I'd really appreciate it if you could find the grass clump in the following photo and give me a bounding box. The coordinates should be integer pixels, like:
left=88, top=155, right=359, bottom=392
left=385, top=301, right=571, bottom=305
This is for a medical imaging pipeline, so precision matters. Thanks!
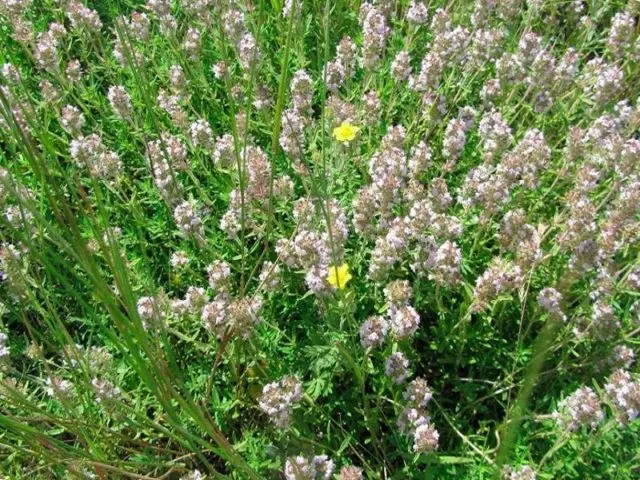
left=0, top=0, right=639, bottom=478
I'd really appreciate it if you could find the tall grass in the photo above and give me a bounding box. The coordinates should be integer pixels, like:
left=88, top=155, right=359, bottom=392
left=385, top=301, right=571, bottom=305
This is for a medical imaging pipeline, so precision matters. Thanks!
left=0, top=0, right=639, bottom=479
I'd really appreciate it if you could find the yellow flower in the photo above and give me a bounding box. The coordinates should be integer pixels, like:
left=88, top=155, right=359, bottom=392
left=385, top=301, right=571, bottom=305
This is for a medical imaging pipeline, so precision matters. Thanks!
left=327, top=263, right=352, bottom=290
left=332, top=121, right=360, bottom=143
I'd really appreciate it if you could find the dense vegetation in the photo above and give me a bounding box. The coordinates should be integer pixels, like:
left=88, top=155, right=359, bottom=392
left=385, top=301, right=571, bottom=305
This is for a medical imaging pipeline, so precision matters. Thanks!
left=0, top=0, right=639, bottom=478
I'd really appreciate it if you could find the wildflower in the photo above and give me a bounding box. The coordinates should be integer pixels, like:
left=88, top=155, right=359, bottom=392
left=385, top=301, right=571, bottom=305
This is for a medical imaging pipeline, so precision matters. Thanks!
left=203, top=295, right=262, bottom=340
left=40, top=80, right=61, bottom=104
left=201, top=294, right=228, bottom=336
left=157, top=89, right=187, bottom=128
left=468, top=28, right=506, bottom=70
left=430, top=8, right=450, bottom=35
left=391, top=51, right=412, bottom=82
left=181, top=0, right=214, bottom=19
left=442, top=118, right=467, bottom=168
left=503, top=465, right=536, bottom=480
left=170, top=251, right=189, bottom=268
left=384, top=280, right=412, bottom=306
left=385, top=352, right=410, bottom=384
left=60, top=105, right=85, bottom=136
left=496, top=53, right=525, bottom=86
left=65, top=59, right=83, bottom=82
left=4, top=205, right=33, bottom=231
left=274, top=175, right=294, bottom=198
left=325, top=62, right=345, bottom=93
left=284, top=454, right=334, bottom=480
left=589, top=300, right=620, bottom=340
left=407, top=1, right=429, bottom=24
left=362, top=90, right=381, bottom=126
left=181, top=471, right=206, bottom=480
left=369, top=218, right=413, bottom=281
left=238, top=32, right=261, bottom=71
left=189, top=119, right=213, bottom=150
left=258, top=261, right=281, bottom=292
left=498, top=129, right=551, bottom=189
left=537, top=287, right=566, bottom=322
left=410, top=52, right=443, bottom=93
left=607, top=12, right=635, bottom=57
left=24, top=342, right=42, bottom=360
left=428, top=241, right=462, bottom=285
left=609, top=345, right=635, bottom=370
left=66, top=1, right=102, bottom=32
left=361, top=4, right=389, bottom=69
left=212, top=133, right=235, bottom=167
left=472, top=258, right=523, bottom=312
left=312, top=456, right=335, bottom=479
left=404, top=377, right=433, bottom=408
left=325, top=36, right=358, bottom=91
left=553, top=386, right=604, bottom=432
left=45, top=377, right=74, bottom=400
left=0, top=332, right=9, bottom=361
left=413, top=423, right=439, bottom=452
left=146, top=0, right=172, bottom=16
left=327, top=263, right=352, bottom=289
left=333, top=121, right=360, bottom=143
left=518, top=32, right=543, bottom=66
left=280, top=108, right=305, bottom=159
left=291, top=230, right=330, bottom=269
left=112, top=36, right=143, bottom=67
left=284, top=456, right=315, bottom=480
left=91, top=378, right=120, bottom=404
left=359, top=315, right=389, bottom=348
left=389, top=305, right=420, bottom=339
left=70, top=134, right=123, bottom=179
left=480, top=79, right=503, bottom=105
left=291, top=70, right=314, bottom=119
left=206, top=260, right=232, bottom=292
left=327, top=95, right=356, bottom=127
left=397, top=406, right=429, bottom=435
left=173, top=200, right=205, bottom=243
left=335, top=36, right=358, bottom=78
left=282, top=0, right=296, bottom=17
left=1, top=63, right=20, bottom=85
left=137, top=295, right=165, bottom=329
left=409, top=140, right=431, bottom=177
left=123, top=11, right=150, bottom=41
left=339, top=466, right=363, bottom=480
left=605, top=369, right=640, bottom=424
left=244, top=146, right=272, bottom=200
left=478, top=109, right=513, bottom=163
left=212, top=61, right=228, bottom=80
left=182, top=287, right=207, bottom=313
left=352, top=185, right=379, bottom=236
left=582, top=57, right=624, bottom=107
left=253, top=84, right=273, bottom=110
left=84, top=346, right=113, bottom=373
left=259, top=375, right=302, bottom=428
left=107, top=86, right=133, bottom=121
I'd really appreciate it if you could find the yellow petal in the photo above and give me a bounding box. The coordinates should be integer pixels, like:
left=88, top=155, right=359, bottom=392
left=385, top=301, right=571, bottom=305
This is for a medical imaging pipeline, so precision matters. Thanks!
left=333, top=122, right=360, bottom=143
left=327, top=263, right=352, bottom=289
